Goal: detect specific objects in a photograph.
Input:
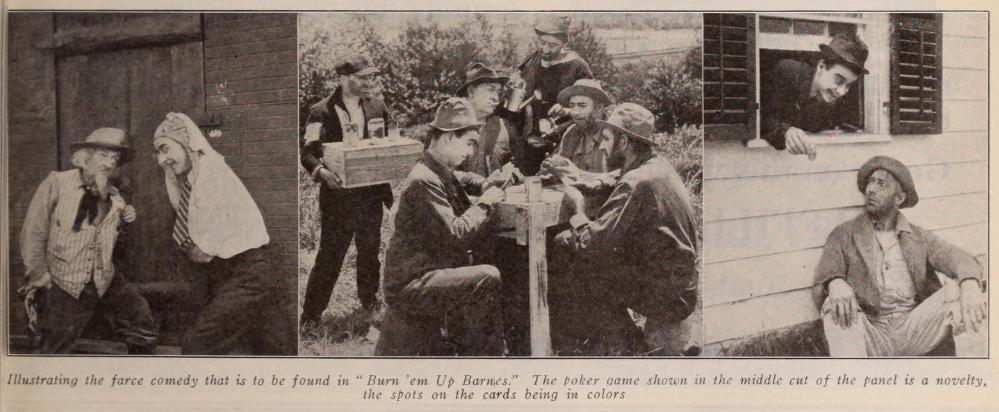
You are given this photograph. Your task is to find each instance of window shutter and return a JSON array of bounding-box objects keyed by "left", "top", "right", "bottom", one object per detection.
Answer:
[
  {"left": 890, "top": 13, "right": 942, "bottom": 134},
  {"left": 704, "top": 13, "right": 756, "bottom": 140}
]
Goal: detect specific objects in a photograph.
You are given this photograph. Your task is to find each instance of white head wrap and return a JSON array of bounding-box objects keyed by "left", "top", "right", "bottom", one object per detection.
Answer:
[{"left": 154, "top": 112, "right": 269, "bottom": 259}]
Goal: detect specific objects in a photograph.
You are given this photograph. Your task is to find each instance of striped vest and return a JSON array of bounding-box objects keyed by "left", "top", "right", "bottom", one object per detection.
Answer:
[{"left": 47, "top": 170, "right": 125, "bottom": 298}]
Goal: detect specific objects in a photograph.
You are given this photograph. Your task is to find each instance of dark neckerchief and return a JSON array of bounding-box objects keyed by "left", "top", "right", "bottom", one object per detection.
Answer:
[{"left": 74, "top": 170, "right": 103, "bottom": 231}]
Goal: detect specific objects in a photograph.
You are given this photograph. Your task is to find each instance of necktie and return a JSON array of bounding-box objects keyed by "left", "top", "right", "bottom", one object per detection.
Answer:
[{"left": 172, "top": 179, "right": 192, "bottom": 248}]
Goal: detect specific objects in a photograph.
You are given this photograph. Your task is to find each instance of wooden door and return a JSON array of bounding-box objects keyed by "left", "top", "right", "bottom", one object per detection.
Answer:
[{"left": 55, "top": 14, "right": 205, "bottom": 287}]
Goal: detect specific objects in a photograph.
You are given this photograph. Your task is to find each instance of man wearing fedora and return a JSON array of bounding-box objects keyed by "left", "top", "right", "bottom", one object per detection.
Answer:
[
  {"left": 376, "top": 98, "right": 516, "bottom": 355},
  {"left": 513, "top": 14, "right": 594, "bottom": 175},
  {"left": 19, "top": 128, "right": 159, "bottom": 354},
  {"left": 549, "top": 103, "right": 699, "bottom": 355},
  {"left": 454, "top": 62, "right": 521, "bottom": 193},
  {"left": 761, "top": 32, "right": 870, "bottom": 159},
  {"left": 813, "top": 156, "right": 986, "bottom": 357},
  {"left": 540, "top": 78, "right": 623, "bottom": 195},
  {"left": 299, "top": 53, "right": 394, "bottom": 325}
]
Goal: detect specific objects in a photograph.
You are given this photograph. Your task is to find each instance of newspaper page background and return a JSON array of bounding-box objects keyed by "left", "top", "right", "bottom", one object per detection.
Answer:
[{"left": 2, "top": 0, "right": 997, "bottom": 410}]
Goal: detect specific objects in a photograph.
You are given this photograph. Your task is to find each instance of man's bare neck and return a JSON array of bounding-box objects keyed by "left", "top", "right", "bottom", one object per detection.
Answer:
[{"left": 870, "top": 209, "right": 899, "bottom": 231}]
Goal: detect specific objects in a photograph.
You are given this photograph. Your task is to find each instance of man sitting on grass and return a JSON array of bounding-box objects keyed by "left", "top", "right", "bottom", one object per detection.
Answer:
[{"left": 814, "top": 156, "right": 986, "bottom": 357}]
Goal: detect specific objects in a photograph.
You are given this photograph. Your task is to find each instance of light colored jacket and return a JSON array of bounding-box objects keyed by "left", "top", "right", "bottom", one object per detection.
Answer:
[{"left": 813, "top": 212, "right": 981, "bottom": 316}]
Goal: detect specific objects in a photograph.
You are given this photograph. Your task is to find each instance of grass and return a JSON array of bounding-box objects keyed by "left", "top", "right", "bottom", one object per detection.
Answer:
[{"left": 298, "top": 125, "right": 704, "bottom": 356}]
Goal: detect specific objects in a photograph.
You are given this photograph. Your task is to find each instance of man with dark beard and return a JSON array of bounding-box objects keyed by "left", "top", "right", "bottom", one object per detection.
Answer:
[
  {"left": 19, "top": 128, "right": 158, "bottom": 354},
  {"left": 548, "top": 103, "right": 699, "bottom": 355},
  {"left": 513, "top": 14, "right": 594, "bottom": 175},
  {"left": 813, "top": 156, "right": 986, "bottom": 356}
]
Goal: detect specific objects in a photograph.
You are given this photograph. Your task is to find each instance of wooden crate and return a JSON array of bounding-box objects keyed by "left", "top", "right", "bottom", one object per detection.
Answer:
[{"left": 322, "top": 138, "right": 423, "bottom": 188}]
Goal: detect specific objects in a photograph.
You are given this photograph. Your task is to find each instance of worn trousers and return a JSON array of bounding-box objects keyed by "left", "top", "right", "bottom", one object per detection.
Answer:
[
  {"left": 182, "top": 245, "right": 296, "bottom": 355},
  {"left": 38, "top": 275, "right": 159, "bottom": 354},
  {"left": 379, "top": 265, "right": 504, "bottom": 356},
  {"left": 822, "top": 281, "right": 987, "bottom": 357},
  {"left": 549, "top": 232, "right": 698, "bottom": 354},
  {"left": 301, "top": 203, "right": 384, "bottom": 323}
]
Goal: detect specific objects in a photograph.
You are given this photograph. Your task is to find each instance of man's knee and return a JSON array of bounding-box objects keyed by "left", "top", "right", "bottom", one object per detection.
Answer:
[{"left": 472, "top": 265, "right": 501, "bottom": 290}]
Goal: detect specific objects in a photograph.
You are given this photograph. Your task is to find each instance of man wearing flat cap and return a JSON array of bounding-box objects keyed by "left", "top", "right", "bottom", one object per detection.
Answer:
[
  {"left": 513, "top": 14, "right": 594, "bottom": 175},
  {"left": 761, "top": 32, "right": 870, "bottom": 159},
  {"left": 454, "top": 62, "right": 522, "bottom": 193},
  {"left": 376, "top": 98, "right": 516, "bottom": 355},
  {"left": 19, "top": 128, "right": 158, "bottom": 354},
  {"left": 300, "top": 53, "right": 393, "bottom": 325},
  {"left": 549, "top": 103, "right": 699, "bottom": 355},
  {"left": 813, "top": 156, "right": 986, "bottom": 356}
]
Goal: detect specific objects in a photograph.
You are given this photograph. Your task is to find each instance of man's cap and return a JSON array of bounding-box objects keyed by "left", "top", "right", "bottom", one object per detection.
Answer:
[
  {"left": 429, "top": 97, "right": 484, "bottom": 132},
  {"left": 597, "top": 102, "right": 656, "bottom": 147},
  {"left": 458, "top": 62, "right": 510, "bottom": 96},
  {"left": 857, "top": 156, "right": 918, "bottom": 208},
  {"left": 557, "top": 78, "right": 614, "bottom": 107},
  {"left": 819, "top": 32, "right": 869, "bottom": 75},
  {"left": 70, "top": 128, "right": 135, "bottom": 164},
  {"left": 534, "top": 15, "right": 572, "bottom": 42},
  {"left": 336, "top": 53, "right": 379, "bottom": 76}
]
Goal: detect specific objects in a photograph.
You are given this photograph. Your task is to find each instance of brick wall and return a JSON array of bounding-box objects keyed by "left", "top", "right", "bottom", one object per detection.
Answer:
[
  {"left": 6, "top": 13, "right": 301, "bottom": 341},
  {"left": 7, "top": 14, "right": 58, "bottom": 336},
  {"left": 203, "top": 13, "right": 299, "bottom": 273}
]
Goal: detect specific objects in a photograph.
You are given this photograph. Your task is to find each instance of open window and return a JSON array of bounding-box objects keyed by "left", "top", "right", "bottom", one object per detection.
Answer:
[{"left": 703, "top": 13, "right": 944, "bottom": 143}]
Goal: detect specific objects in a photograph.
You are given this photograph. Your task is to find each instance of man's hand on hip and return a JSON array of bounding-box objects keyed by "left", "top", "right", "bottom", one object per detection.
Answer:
[{"left": 826, "top": 278, "right": 860, "bottom": 328}]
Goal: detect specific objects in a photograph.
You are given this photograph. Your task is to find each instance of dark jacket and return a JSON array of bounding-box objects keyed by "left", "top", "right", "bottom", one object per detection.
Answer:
[
  {"left": 382, "top": 152, "right": 492, "bottom": 297},
  {"left": 564, "top": 153, "right": 699, "bottom": 277},
  {"left": 516, "top": 51, "right": 593, "bottom": 174},
  {"left": 812, "top": 212, "right": 982, "bottom": 317},
  {"left": 518, "top": 50, "right": 593, "bottom": 119},
  {"left": 300, "top": 86, "right": 394, "bottom": 211},
  {"left": 760, "top": 59, "right": 849, "bottom": 150}
]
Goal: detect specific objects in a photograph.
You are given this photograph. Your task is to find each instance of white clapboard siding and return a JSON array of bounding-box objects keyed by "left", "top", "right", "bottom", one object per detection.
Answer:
[
  {"left": 705, "top": 160, "right": 986, "bottom": 222},
  {"left": 705, "top": 191, "right": 986, "bottom": 263},
  {"left": 943, "top": 100, "right": 989, "bottom": 132},
  {"left": 704, "top": 222, "right": 988, "bottom": 308},
  {"left": 943, "top": 69, "right": 989, "bottom": 101},
  {"left": 706, "top": 224, "right": 987, "bottom": 344},
  {"left": 702, "top": 13, "right": 987, "bottom": 346},
  {"left": 942, "top": 13, "right": 988, "bottom": 40},
  {"left": 705, "top": 132, "right": 986, "bottom": 180}
]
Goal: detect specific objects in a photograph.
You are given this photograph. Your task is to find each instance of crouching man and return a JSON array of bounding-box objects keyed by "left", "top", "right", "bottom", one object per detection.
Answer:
[
  {"left": 550, "top": 103, "right": 699, "bottom": 355},
  {"left": 376, "top": 98, "right": 516, "bottom": 356},
  {"left": 814, "top": 156, "right": 986, "bottom": 356},
  {"left": 153, "top": 112, "right": 295, "bottom": 355},
  {"left": 20, "top": 128, "right": 158, "bottom": 354}
]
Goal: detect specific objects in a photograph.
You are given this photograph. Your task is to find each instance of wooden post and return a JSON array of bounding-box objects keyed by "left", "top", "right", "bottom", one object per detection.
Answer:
[{"left": 526, "top": 177, "right": 552, "bottom": 356}]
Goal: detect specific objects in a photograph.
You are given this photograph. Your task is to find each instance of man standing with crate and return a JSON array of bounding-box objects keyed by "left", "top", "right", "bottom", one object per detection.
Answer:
[{"left": 299, "top": 54, "right": 394, "bottom": 325}]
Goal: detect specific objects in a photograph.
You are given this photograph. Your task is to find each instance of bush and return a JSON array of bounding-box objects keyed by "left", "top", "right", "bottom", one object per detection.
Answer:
[
  {"left": 609, "top": 47, "right": 702, "bottom": 133},
  {"left": 299, "top": 15, "right": 702, "bottom": 135}
]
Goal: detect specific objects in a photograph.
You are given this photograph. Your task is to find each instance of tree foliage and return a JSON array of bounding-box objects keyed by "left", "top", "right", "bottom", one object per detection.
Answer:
[{"left": 299, "top": 15, "right": 702, "bottom": 134}]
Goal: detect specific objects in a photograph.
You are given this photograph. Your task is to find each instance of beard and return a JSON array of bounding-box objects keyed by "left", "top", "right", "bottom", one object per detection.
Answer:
[{"left": 93, "top": 172, "right": 111, "bottom": 199}]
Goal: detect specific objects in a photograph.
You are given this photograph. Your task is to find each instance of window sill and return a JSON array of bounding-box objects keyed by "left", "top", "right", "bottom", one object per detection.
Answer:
[{"left": 744, "top": 132, "right": 893, "bottom": 149}]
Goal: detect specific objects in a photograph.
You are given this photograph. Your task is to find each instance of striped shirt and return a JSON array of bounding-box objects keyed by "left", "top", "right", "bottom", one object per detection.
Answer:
[{"left": 20, "top": 170, "right": 125, "bottom": 298}]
